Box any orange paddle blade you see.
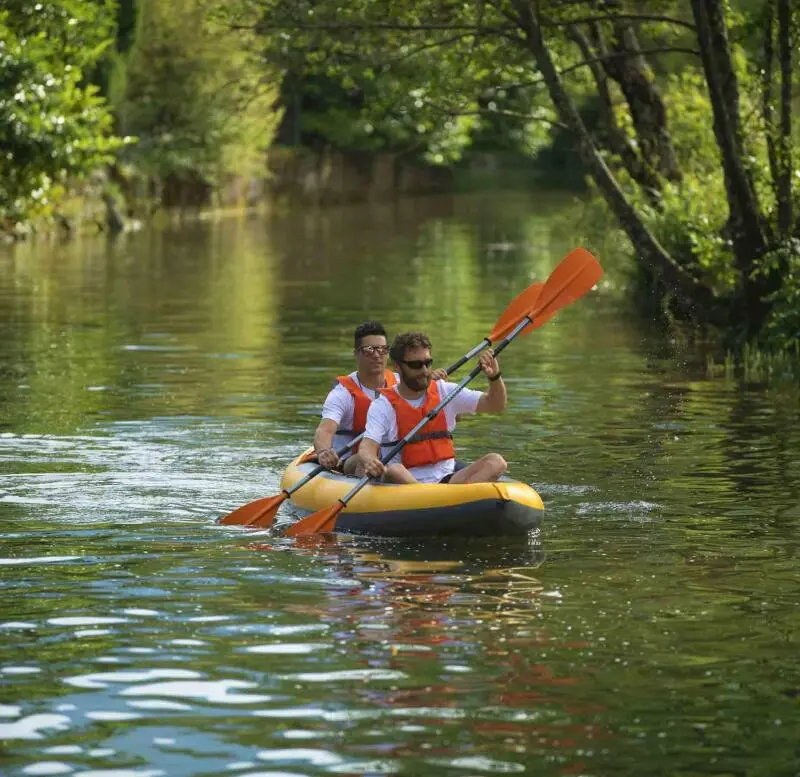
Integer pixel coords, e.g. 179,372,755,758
534,248,602,320
487,246,595,343
488,281,544,342
285,503,344,536
218,493,287,527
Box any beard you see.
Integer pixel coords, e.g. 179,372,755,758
403,371,431,393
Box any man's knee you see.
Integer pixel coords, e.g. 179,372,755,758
385,463,415,484
484,452,507,477
385,463,404,481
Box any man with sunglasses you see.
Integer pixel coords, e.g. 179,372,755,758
313,321,397,476
359,331,507,485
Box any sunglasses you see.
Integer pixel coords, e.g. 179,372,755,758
357,345,389,356
399,358,433,370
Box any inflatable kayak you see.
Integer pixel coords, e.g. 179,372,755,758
279,449,544,537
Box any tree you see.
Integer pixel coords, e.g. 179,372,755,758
0,1,123,225
115,0,282,194
224,0,799,349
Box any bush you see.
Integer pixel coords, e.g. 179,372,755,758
0,1,124,225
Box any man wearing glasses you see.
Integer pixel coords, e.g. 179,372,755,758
313,321,398,476
359,331,507,485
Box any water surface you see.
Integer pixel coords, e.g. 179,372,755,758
1,193,799,776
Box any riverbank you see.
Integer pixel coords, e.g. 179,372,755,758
2,148,455,242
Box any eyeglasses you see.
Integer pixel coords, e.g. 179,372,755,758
357,345,389,356
399,358,433,370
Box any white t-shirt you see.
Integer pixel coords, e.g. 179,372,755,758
364,380,483,483
321,371,399,458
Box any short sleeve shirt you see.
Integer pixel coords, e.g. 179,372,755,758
363,380,482,483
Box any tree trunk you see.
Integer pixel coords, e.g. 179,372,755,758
690,0,773,334
777,0,792,237
567,23,662,201
762,0,780,195
510,0,710,315
599,18,682,182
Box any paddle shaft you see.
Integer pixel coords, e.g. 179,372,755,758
331,315,531,511
443,339,490,376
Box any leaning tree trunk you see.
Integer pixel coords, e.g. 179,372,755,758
568,23,663,202
599,18,682,182
510,0,710,315
776,0,793,237
690,0,774,336
762,0,780,195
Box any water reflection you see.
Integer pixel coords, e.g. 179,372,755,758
234,532,606,773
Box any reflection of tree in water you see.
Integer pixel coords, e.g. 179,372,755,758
250,531,608,773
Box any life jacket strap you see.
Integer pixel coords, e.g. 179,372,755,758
385,430,453,448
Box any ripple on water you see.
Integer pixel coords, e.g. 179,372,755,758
0,713,71,740
20,762,74,776
0,425,286,526
119,680,272,704
64,669,201,690
0,556,80,565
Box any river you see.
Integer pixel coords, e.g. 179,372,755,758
1,192,798,776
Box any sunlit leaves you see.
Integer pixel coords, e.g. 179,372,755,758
0,3,123,223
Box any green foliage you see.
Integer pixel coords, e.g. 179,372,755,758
0,1,124,224
230,0,560,165
756,241,800,352
624,68,737,292
117,0,282,184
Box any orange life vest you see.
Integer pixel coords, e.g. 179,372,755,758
336,369,397,451
380,381,455,469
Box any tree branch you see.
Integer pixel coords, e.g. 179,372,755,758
246,21,513,34
491,45,701,93
544,13,697,33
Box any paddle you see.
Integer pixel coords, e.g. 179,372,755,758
217,275,549,529
285,248,603,537
437,246,590,374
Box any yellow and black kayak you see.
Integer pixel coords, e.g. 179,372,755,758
279,449,544,537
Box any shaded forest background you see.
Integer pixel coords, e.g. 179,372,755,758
1,0,798,357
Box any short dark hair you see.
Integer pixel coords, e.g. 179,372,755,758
390,331,432,364
354,321,387,349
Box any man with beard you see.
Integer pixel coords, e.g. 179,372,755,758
359,331,507,484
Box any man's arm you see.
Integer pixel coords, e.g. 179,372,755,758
313,418,341,468
314,418,339,453
475,350,506,414
475,376,506,413
358,437,386,478
359,400,392,478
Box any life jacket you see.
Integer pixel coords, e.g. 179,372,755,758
336,369,397,451
380,381,455,469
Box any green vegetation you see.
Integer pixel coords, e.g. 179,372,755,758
0,1,124,226
114,0,281,189
1,0,281,228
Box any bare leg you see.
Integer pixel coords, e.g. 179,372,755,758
446,453,507,485
384,463,418,484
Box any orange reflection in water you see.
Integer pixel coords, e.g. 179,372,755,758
247,532,611,774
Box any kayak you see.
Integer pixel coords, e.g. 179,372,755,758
279,449,544,537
